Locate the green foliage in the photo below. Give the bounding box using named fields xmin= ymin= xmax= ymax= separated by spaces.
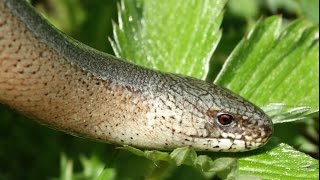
xmin=215 ymin=17 xmax=319 ymax=123
xmin=227 ymin=0 xmax=259 ymax=18
xmin=35 ymin=0 xmax=117 ymax=53
xmin=121 ymin=146 xmax=238 ymax=179
xmin=238 ymin=142 xmax=319 ymax=179
xmin=54 ymin=154 xmax=105 ymax=180
xmin=297 ymin=0 xmax=319 ymax=24
xmin=111 ymin=0 xmax=226 ymax=79
xmin=115 ymin=138 xmax=319 ymax=179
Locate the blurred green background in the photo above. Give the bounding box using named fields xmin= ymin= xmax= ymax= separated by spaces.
xmin=0 ymin=0 xmax=318 ymax=179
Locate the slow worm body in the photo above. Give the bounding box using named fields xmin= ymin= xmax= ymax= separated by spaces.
xmin=0 ymin=0 xmax=273 ymax=152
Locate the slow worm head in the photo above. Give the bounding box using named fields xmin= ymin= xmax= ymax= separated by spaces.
xmin=0 ymin=0 xmax=273 ymax=152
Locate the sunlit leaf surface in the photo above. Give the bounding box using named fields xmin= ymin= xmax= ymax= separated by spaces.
xmin=215 ymin=16 xmax=319 ymax=123
xmin=111 ymin=0 xmax=226 ymax=79
xmin=238 ymin=142 xmax=319 ymax=179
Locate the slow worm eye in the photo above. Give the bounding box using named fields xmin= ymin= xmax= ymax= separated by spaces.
xmin=217 ymin=114 xmax=233 ymax=125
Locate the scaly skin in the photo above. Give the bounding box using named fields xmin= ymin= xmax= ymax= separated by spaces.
xmin=0 ymin=0 xmax=273 ymax=152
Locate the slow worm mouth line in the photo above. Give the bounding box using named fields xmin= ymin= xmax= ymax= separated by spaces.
xmin=184 ymin=138 xmax=268 ymax=152
xmin=0 ymin=0 xmax=273 ymax=152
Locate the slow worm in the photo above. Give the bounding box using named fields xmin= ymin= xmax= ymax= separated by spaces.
xmin=0 ymin=0 xmax=273 ymax=152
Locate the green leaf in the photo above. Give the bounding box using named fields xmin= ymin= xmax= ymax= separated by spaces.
xmin=54 ymin=154 xmax=106 ymax=180
xmin=195 ymin=157 xmax=238 ymax=179
xmin=265 ymin=0 xmax=300 ymax=15
xmin=121 ymin=145 xmax=145 ymax=156
xmin=215 ymin=16 xmax=319 ymax=122
xmin=227 ymin=0 xmax=259 ymax=18
xmin=209 ymin=158 xmax=237 ymax=176
xmin=144 ymin=150 xmax=173 ymax=163
xmin=170 ymin=147 xmax=198 ymax=166
xmin=238 ymin=141 xmax=319 ymax=179
xmin=35 ymin=0 xmax=85 ymax=33
xmin=120 ymin=140 xmax=319 ymax=179
xmin=58 ymin=153 xmax=73 ymax=180
xmin=121 ymin=146 xmax=239 ymax=179
xmin=296 ymin=0 xmax=319 ymax=24
xmin=77 ymin=155 xmax=105 ymax=179
xmin=111 ymin=0 xmax=226 ymax=79
xmin=97 ymin=168 xmax=116 ymax=180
